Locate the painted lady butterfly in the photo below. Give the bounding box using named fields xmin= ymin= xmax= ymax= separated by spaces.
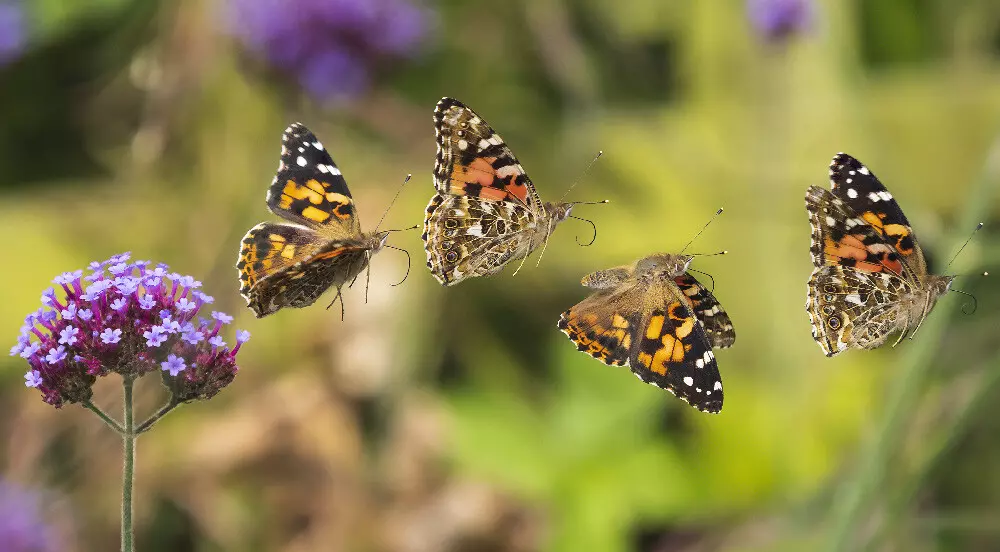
xmin=237 ymin=123 xmax=390 ymax=318
xmin=805 ymin=153 xmax=955 ymax=355
xmin=558 ymin=253 xmax=735 ymax=413
xmin=422 ymin=97 xmax=597 ymax=285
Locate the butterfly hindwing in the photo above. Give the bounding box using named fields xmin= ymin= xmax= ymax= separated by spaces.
xmin=422 ymin=194 xmax=534 ymax=284
xmin=266 ymin=123 xmax=360 ymax=237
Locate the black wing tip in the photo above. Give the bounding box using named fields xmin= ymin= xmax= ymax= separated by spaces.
xmin=436 ymin=97 xmax=467 ymax=111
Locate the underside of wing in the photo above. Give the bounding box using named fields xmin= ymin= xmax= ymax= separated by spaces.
xmin=806 ymin=265 xmax=909 ymax=356
xmin=422 ymin=194 xmax=535 ymax=285
xmin=237 ymin=222 xmax=370 ymax=317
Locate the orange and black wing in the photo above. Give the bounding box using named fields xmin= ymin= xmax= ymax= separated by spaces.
xmin=558 ymin=284 xmax=724 ymax=413
xmin=266 ymin=123 xmax=361 ymax=238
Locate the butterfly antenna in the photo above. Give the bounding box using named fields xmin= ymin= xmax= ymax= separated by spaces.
xmin=374 ymin=174 xmax=412 ymax=233
xmin=687 ymin=268 xmax=717 ymax=293
xmin=949 ymin=288 xmax=979 ymax=315
xmin=558 ymin=150 xmax=603 ymax=202
xmin=384 ymin=245 xmax=412 ymax=286
xmin=681 ymin=208 xmax=724 ymax=254
xmin=687 ymin=250 xmax=729 ymax=258
xmin=945 ymin=222 xmax=984 ymax=271
xmin=567 ymin=215 xmax=598 ymax=246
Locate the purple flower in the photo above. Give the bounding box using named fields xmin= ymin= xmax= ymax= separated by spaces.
xmin=181 ymin=328 xmax=204 ymax=345
xmin=176 ymin=297 xmax=196 ymax=313
xmin=19 ymin=342 xmax=40 ymax=359
xmin=0 ymin=482 xmax=61 ymax=552
xmin=15 ymin=253 xmax=246 ymax=407
xmin=212 ymin=311 xmax=234 ymax=324
xmin=108 ymin=262 xmax=128 ymax=275
xmin=208 ymin=335 xmax=226 ymax=348
xmin=60 ymin=303 xmax=77 ymax=320
xmin=143 ymin=326 xmax=168 ymax=347
xmin=0 ymin=2 xmax=27 ymax=67
xmin=58 ymin=325 xmax=79 ymax=346
xmin=224 ymin=0 xmax=431 ymax=101
xmin=115 ymin=276 xmax=140 ymax=295
xmin=44 ymin=346 xmax=66 ymax=365
xmin=109 ymin=252 xmax=131 ymax=264
xmin=160 ymin=354 xmax=186 ymax=376
xmin=100 ymin=328 xmax=122 ymax=345
xmin=24 ymin=370 xmax=42 ymax=388
xmin=236 ymin=330 xmax=251 ymax=344
xmin=747 ymin=0 xmax=814 ymax=43
xmin=195 ymin=291 xmax=214 ymax=304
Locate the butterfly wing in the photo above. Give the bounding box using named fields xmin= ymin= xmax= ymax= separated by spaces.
xmin=806 ymin=265 xmax=912 ymax=356
xmin=558 ymin=278 xmax=724 ymax=413
xmin=431 ymin=97 xmax=542 ymax=210
xmin=421 ymin=194 xmax=535 ymax=284
xmin=674 ymin=273 xmax=735 ymax=349
xmin=806 ymin=153 xmax=928 ymax=280
xmin=237 ymin=222 xmax=371 ymax=317
xmin=267 ymin=123 xmax=361 ymax=239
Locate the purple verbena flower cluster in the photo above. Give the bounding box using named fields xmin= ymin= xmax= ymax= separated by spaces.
xmin=225 ymin=0 xmax=431 ymax=101
xmin=10 ymin=253 xmax=250 ymax=407
xmin=747 ymin=0 xmax=814 ymax=43
xmin=0 ymin=1 xmax=27 ymax=67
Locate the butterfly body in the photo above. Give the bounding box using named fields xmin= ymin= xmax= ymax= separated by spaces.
xmin=237 ymin=123 xmax=389 ymax=318
xmin=422 ymin=97 xmax=576 ymax=286
xmin=805 ymin=153 xmax=955 ymax=355
xmin=558 ymin=253 xmax=734 ymax=413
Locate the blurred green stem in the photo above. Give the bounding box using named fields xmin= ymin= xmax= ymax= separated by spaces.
xmin=824 ymin=137 xmax=1000 ymax=552
xmin=136 ymin=399 xmax=179 ymax=434
xmin=83 ymin=400 xmax=125 ymax=434
xmin=122 ymin=376 xmax=135 ymax=552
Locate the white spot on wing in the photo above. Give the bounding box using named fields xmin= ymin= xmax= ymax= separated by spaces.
xmin=847 ymin=188 xmax=858 ymax=199
xmin=296 ymin=156 xmax=307 ymax=167
xmin=683 ymin=377 xmax=694 ymax=386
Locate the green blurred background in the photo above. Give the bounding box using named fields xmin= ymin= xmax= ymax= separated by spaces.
xmin=1 ymin=0 xmax=999 ymax=550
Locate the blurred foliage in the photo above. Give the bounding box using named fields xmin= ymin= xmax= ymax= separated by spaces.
xmin=1 ymin=0 xmax=999 ymax=551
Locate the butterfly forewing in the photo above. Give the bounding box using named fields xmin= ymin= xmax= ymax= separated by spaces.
xmin=267 ymin=123 xmax=361 ymax=237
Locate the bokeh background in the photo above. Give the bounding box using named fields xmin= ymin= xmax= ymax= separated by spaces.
xmin=2 ymin=0 xmax=999 ymax=550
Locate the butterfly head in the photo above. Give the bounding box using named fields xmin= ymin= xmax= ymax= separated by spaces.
xmin=544 ymin=201 xmax=575 ymax=225
xmin=635 ymin=254 xmax=694 ymax=279
xmin=367 ymin=230 xmax=391 ymax=253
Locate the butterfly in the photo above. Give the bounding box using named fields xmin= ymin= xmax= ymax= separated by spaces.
xmin=236 ymin=123 xmax=391 ymax=318
xmin=422 ymin=97 xmax=598 ymax=285
xmin=557 ymin=253 xmax=735 ymax=413
xmin=805 ymin=153 xmax=955 ymax=356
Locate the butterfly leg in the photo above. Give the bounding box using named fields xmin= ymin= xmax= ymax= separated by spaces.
xmin=891 ymin=308 xmax=910 ymax=347
xmin=326 ymin=286 xmax=346 ymax=321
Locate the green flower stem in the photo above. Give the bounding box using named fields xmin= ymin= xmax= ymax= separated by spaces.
xmin=824 ymin=138 xmax=1000 ymax=552
xmin=136 ymin=399 xmax=180 ymax=434
xmin=83 ymin=400 xmax=125 ymax=434
xmin=122 ymin=376 xmax=136 ymax=552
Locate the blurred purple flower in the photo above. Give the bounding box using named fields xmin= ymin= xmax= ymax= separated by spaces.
xmin=0 ymin=482 xmax=60 ymax=552
xmin=225 ymin=0 xmax=432 ymax=101
xmin=747 ymin=0 xmax=814 ymax=43
xmin=11 ymin=253 xmax=248 ymax=407
xmin=0 ymin=2 xmax=26 ymax=67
